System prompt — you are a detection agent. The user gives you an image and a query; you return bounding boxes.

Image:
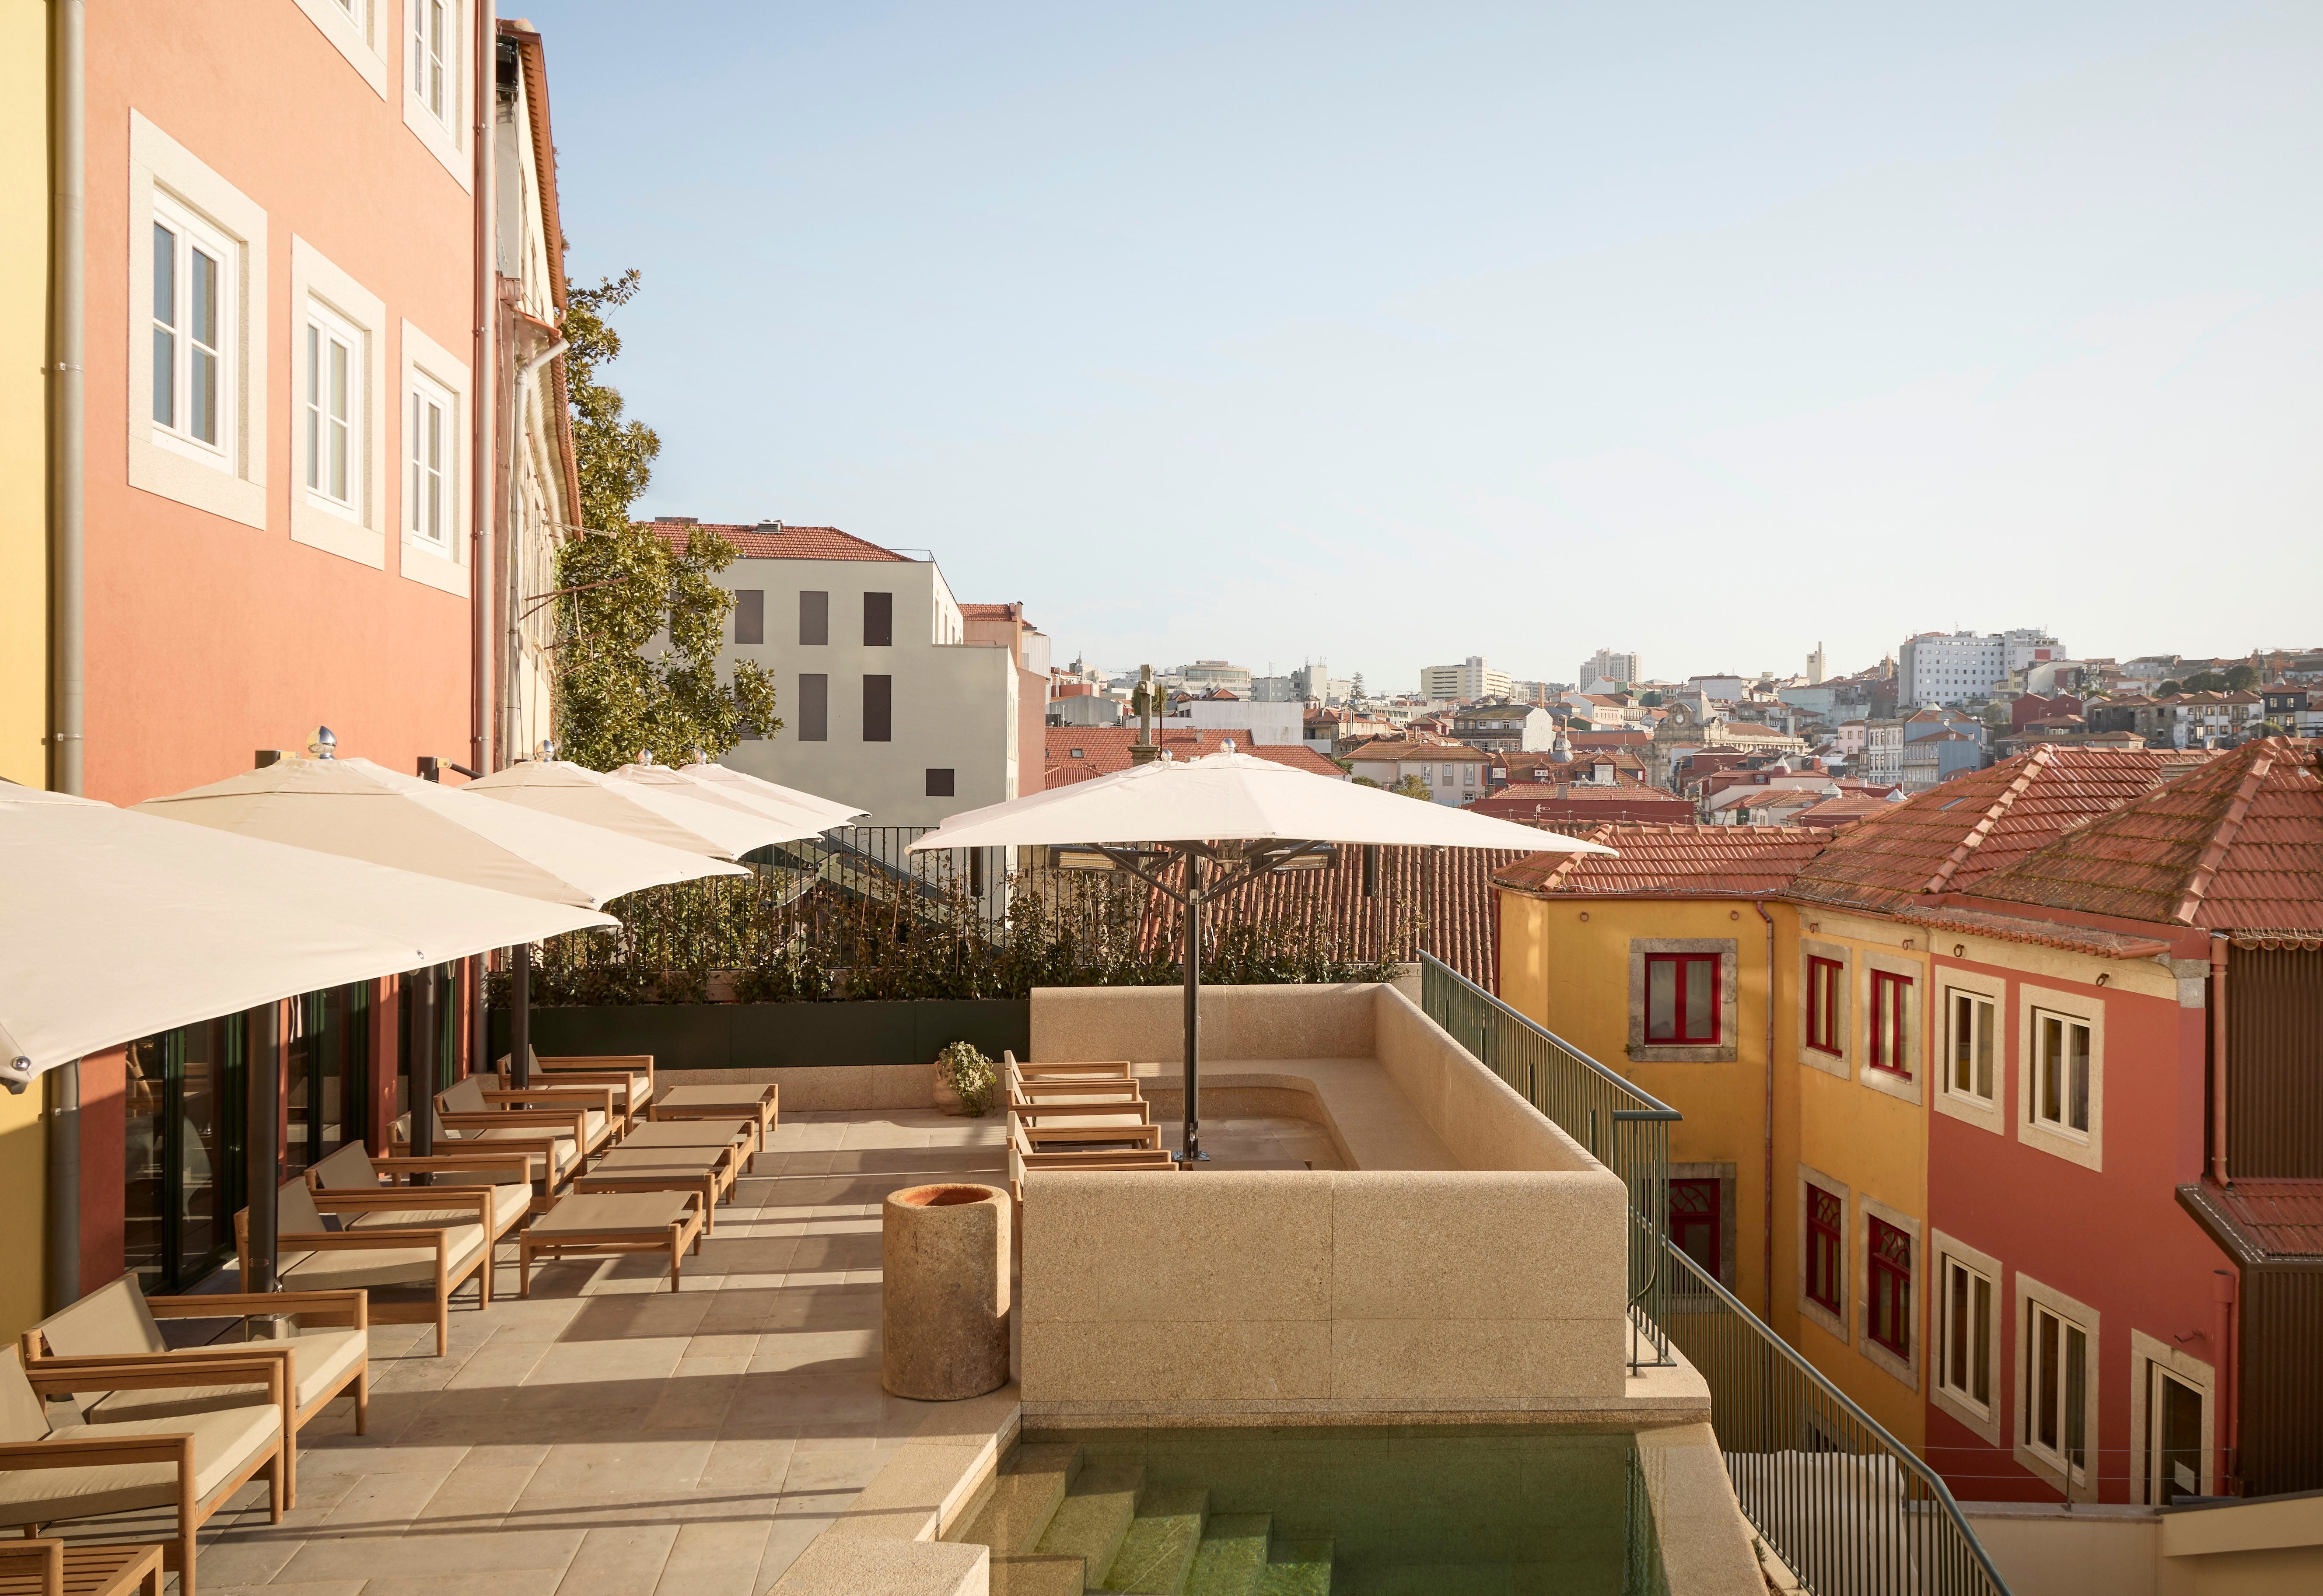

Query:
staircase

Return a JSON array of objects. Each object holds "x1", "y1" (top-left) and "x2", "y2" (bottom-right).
[{"x1": 958, "y1": 1442, "x2": 1335, "y2": 1594}]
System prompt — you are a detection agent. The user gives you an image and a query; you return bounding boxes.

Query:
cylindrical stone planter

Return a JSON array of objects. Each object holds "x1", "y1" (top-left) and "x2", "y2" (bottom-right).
[{"x1": 881, "y1": 1183, "x2": 1011, "y2": 1400}]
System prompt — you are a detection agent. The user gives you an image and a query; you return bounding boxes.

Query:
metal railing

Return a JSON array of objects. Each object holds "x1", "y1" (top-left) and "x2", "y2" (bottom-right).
[
  {"x1": 1419, "y1": 954, "x2": 2011, "y2": 1595},
  {"x1": 1661, "y1": 1242, "x2": 2010, "y2": 1596},
  {"x1": 1419, "y1": 954, "x2": 1682, "y2": 1369}
]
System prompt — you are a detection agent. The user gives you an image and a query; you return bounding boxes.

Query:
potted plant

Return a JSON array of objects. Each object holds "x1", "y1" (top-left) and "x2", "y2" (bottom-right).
[{"x1": 932, "y1": 1040, "x2": 997, "y2": 1117}]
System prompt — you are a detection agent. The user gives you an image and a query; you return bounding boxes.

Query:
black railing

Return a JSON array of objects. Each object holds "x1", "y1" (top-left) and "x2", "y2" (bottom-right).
[
  {"x1": 1419, "y1": 953, "x2": 1682, "y2": 1370},
  {"x1": 1420, "y1": 955, "x2": 2011, "y2": 1595}
]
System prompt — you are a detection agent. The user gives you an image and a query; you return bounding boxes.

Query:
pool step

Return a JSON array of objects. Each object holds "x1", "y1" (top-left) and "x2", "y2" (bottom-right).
[
  {"x1": 1100, "y1": 1483, "x2": 1210, "y2": 1593},
  {"x1": 991, "y1": 1554, "x2": 1099, "y2": 1596},
  {"x1": 1254, "y1": 1537, "x2": 1333, "y2": 1596},
  {"x1": 965, "y1": 1443, "x2": 1087, "y2": 1556},
  {"x1": 1184, "y1": 1514, "x2": 1272, "y2": 1595},
  {"x1": 1032, "y1": 1457, "x2": 1148, "y2": 1590}
]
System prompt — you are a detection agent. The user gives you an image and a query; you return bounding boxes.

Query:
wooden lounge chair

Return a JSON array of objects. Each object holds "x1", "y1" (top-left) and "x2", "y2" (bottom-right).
[
  {"x1": 392, "y1": 1108, "x2": 581, "y2": 1199},
  {"x1": 518, "y1": 1190, "x2": 705, "y2": 1296},
  {"x1": 0, "y1": 1345, "x2": 286, "y2": 1596},
  {"x1": 436, "y1": 1074, "x2": 616, "y2": 1162},
  {"x1": 505, "y1": 1051, "x2": 657, "y2": 1136},
  {"x1": 306, "y1": 1141, "x2": 534, "y2": 1249},
  {"x1": 1005, "y1": 1120, "x2": 1175, "y2": 1201},
  {"x1": 569, "y1": 1144, "x2": 734, "y2": 1235},
  {"x1": 1009, "y1": 1112, "x2": 1162, "y2": 1154},
  {"x1": 239, "y1": 1180, "x2": 490, "y2": 1357},
  {"x1": 22, "y1": 1275, "x2": 369, "y2": 1509},
  {"x1": 650, "y1": 1082, "x2": 780, "y2": 1171},
  {"x1": 1004, "y1": 1054, "x2": 1135, "y2": 1085},
  {"x1": 0, "y1": 1536, "x2": 164, "y2": 1596},
  {"x1": 615, "y1": 1119, "x2": 756, "y2": 1174}
]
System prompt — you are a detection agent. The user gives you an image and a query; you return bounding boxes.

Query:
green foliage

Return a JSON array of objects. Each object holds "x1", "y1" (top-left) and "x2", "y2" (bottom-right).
[
  {"x1": 934, "y1": 1041, "x2": 997, "y2": 1116},
  {"x1": 2181, "y1": 671, "x2": 2230, "y2": 693},
  {"x1": 1640, "y1": 691, "x2": 1663, "y2": 706},
  {"x1": 552, "y1": 270, "x2": 780, "y2": 769},
  {"x1": 1392, "y1": 775, "x2": 1432, "y2": 802},
  {"x1": 2224, "y1": 664, "x2": 2259, "y2": 692},
  {"x1": 2158, "y1": 681, "x2": 2183, "y2": 698}
]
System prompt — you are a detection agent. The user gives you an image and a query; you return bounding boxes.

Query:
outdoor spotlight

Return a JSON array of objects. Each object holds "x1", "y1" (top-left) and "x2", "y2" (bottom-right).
[
  {"x1": 1051, "y1": 846, "x2": 1120, "y2": 872},
  {"x1": 308, "y1": 725, "x2": 337, "y2": 759},
  {"x1": 2, "y1": 1056, "x2": 30, "y2": 1096}
]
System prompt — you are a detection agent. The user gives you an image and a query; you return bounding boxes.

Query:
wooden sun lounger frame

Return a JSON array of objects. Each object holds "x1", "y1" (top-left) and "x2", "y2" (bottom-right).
[
  {"x1": 568, "y1": 1145, "x2": 735, "y2": 1235},
  {"x1": 237, "y1": 1189, "x2": 490, "y2": 1357},
  {"x1": 528, "y1": 1054, "x2": 658, "y2": 1136},
  {"x1": 0, "y1": 1536, "x2": 165, "y2": 1596},
  {"x1": 518, "y1": 1191, "x2": 705, "y2": 1296},
  {"x1": 648, "y1": 1082, "x2": 780, "y2": 1172}
]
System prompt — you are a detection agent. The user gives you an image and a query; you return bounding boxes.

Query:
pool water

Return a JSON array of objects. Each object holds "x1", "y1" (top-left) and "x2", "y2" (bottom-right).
[{"x1": 1023, "y1": 1424, "x2": 1667, "y2": 1595}]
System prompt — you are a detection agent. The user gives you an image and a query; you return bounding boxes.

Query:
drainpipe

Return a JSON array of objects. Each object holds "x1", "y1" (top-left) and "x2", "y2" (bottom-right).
[
  {"x1": 2212, "y1": 1270, "x2": 2237, "y2": 1494},
  {"x1": 45, "y1": 0, "x2": 87, "y2": 1320},
  {"x1": 2209, "y1": 934, "x2": 2229, "y2": 1185},
  {"x1": 1755, "y1": 899, "x2": 1776, "y2": 1319},
  {"x1": 469, "y1": 0, "x2": 494, "y2": 775}
]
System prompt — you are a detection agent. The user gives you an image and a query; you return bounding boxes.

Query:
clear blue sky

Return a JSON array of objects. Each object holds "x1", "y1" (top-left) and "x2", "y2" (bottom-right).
[{"x1": 522, "y1": 1, "x2": 2321, "y2": 690}]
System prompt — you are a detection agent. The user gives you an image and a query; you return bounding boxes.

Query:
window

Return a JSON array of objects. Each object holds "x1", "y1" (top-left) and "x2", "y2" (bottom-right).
[
  {"x1": 1947, "y1": 989, "x2": 1996, "y2": 1104},
  {"x1": 1645, "y1": 953, "x2": 1719, "y2": 1045},
  {"x1": 863, "y1": 674, "x2": 892, "y2": 741},
  {"x1": 2148, "y1": 1365, "x2": 2206, "y2": 1506},
  {"x1": 150, "y1": 198, "x2": 231, "y2": 456},
  {"x1": 406, "y1": 369, "x2": 451, "y2": 543},
  {"x1": 1869, "y1": 969, "x2": 1913, "y2": 1076},
  {"x1": 1806, "y1": 1185, "x2": 1844, "y2": 1315},
  {"x1": 1670, "y1": 1178, "x2": 1720, "y2": 1283},
  {"x1": 2032, "y1": 1010, "x2": 2091, "y2": 1135},
  {"x1": 734, "y1": 589, "x2": 764, "y2": 645},
  {"x1": 1806, "y1": 956, "x2": 1842, "y2": 1054},
  {"x1": 926, "y1": 768, "x2": 955, "y2": 798},
  {"x1": 2028, "y1": 1301, "x2": 2090, "y2": 1481},
  {"x1": 800, "y1": 590, "x2": 828, "y2": 646},
  {"x1": 798, "y1": 674, "x2": 829, "y2": 741},
  {"x1": 864, "y1": 591, "x2": 893, "y2": 647},
  {"x1": 309, "y1": 306, "x2": 362, "y2": 511},
  {"x1": 411, "y1": 0, "x2": 452, "y2": 124},
  {"x1": 1941, "y1": 1255, "x2": 1995, "y2": 1413}
]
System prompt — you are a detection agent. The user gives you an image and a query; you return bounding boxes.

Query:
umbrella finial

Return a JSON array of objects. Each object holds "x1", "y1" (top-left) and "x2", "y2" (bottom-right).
[
  {"x1": 637, "y1": 748, "x2": 656, "y2": 766},
  {"x1": 1221, "y1": 738, "x2": 1236, "y2": 754},
  {"x1": 535, "y1": 739, "x2": 558, "y2": 762},
  {"x1": 688, "y1": 747, "x2": 708, "y2": 766},
  {"x1": 308, "y1": 725, "x2": 337, "y2": 759}
]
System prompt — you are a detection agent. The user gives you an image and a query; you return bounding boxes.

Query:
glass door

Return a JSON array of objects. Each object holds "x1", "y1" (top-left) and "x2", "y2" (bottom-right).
[
  {"x1": 124, "y1": 1015, "x2": 246, "y2": 1292},
  {"x1": 2152, "y1": 1367, "x2": 2207, "y2": 1505}
]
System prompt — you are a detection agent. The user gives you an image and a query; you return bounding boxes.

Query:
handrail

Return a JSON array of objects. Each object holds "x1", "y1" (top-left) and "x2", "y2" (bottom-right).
[{"x1": 1420, "y1": 953, "x2": 1680, "y2": 1116}]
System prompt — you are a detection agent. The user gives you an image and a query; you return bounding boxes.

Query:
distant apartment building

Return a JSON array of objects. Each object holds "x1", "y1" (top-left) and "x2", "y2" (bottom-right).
[
  {"x1": 2166, "y1": 692, "x2": 2264, "y2": 749},
  {"x1": 1861, "y1": 719, "x2": 1906, "y2": 783},
  {"x1": 1579, "y1": 648, "x2": 1639, "y2": 690},
  {"x1": 1180, "y1": 659, "x2": 1252, "y2": 695},
  {"x1": 1162, "y1": 690, "x2": 1302, "y2": 746},
  {"x1": 1687, "y1": 674, "x2": 1749, "y2": 703},
  {"x1": 1450, "y1": 700, "x2": 1558, "y2": 753},
  {"x1": 1899, "y1": 628, "x2": 2064, "y2": 707},
  {"x1": 658, "y1": 519, "x2": 1045, "y2": 826},
  {"x1": 1420, "y1": 656, "x2": 1511, "y2": 702},
  {"x1": 1346, "y1": 739, "x2": 1490, "y2": 805},
  {"x1": 1806, "y1": 642, "x2": 1826, "y2": 684}
]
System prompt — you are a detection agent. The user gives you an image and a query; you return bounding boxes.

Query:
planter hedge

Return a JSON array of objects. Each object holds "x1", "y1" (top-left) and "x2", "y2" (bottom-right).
[{"x1": 488, "y1": 998, "x2": 1030, "y2": 1073}]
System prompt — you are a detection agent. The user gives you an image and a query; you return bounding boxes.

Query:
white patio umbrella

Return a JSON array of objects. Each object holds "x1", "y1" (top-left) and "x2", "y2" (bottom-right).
[
  {"x1": 611, "y1": 760, "x2": 853, "y2": 840},
  {"x1": 668, "y1": 760, "x2": 867, "y2": 829},
  {"x1": 135, "y1": 754, "x2": 750, "y2": 1094},
  {"x1": 908, "y1": 744, "x2": 1615, "y2": 1161},
  {"x1": 465, "y1": 758, "x2": 823, "y2": 859}
]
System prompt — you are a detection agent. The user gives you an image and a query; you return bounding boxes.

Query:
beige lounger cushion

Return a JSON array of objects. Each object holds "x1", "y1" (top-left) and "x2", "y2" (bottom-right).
[
  {"x1": 533, "y1": 1192, "x2": 693, "y2": 1236},
  {"x1": 443, "y1": 1077, "x2": 608, "y2": 1145},
  {"x1": 86, "y1": 1329, "x2": 367, "y2": 1422},
  {"x1": 34, "y1": 1276, "x2": 169, "y2": 1360},
  {"x1": 276, "y1": 1180, "x2": 486, "y2": 1288},
  {"x1": 349, "y1": 1181, "x2": 529, "y2": 1234},
  {"x1": 0, "y1": 1350, "x2": 278, "y2": 1526}
]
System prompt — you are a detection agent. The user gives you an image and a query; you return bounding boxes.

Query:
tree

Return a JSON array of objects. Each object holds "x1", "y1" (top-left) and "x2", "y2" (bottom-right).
[
  {"x1": 1640, "y1": 690, "x2": 1663, "y2": 706},
  {"x1": 2181, "y1": 671, "x2": 2229, "y2": 693},
  {"x1": 2157, "y1": 681, "x2": 2183, "y2": 698},
  {"x1": 551, "y1": 271, "x2": 780, "y2": 769},
  {"x1": 2224, "y1": 663, "x2": 2259, "y2": 692},
  {"x1": 1391, "y1": 775, "x2": 1432, "y2": 802}
]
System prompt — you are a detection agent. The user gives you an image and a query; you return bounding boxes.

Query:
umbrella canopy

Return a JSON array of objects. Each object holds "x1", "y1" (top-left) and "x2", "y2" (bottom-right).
[
  {"x1": 134, "y1": 756, "x2": 749, "y2": 908},
  {"x1": 907, "y1": 746, "x2": 1617, "y2": 854},
  {"x1": 669, "y1": 761, "x2": 866, "y2": 829},
  {"x1": 465, "y1": 759, "x2": 822, "y2": 858},
  {"x1": 0, "y1": 784, "x2": 615, "y2": 1087},
  {"x1": 611, "y1": 761, "x2": 851, "y2": 839}
]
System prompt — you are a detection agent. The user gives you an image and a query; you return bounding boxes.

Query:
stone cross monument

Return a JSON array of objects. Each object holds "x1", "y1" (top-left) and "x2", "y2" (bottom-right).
[{"x1": 1129, "y1": 664, "x2": 1161, "y2": 765}]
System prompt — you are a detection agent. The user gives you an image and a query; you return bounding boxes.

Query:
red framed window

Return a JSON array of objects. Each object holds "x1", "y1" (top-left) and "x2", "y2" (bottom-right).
[
  {"x1": 1645, "y1": 953, "x2": 1721, "y2": 1045},
  {"x1": 1670, "y1": 1178, "x2": 1721, "y2": 1282},
  {"x1": 1868, "y1": 1217, "x2": 1912, "y2": 1358},
  {"x1": 1868, "y1": 970, "x2": 1913, "y2": 1076},
  {"x1": 1806, "y1": 1185, "x2": 1844, "y2": 1314},
  {"x1": 1806, "y1": 956, "x2": 1843, "y2": 1054}
]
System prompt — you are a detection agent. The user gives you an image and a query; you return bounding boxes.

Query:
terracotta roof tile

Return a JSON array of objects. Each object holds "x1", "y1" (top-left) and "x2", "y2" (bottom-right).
[
  {"x1": 643, "y1": 520, "x2": 910, "y2": 563},
  {"x1": 1496, "y1": 823, "x2": 1832, "y2": 896},
  {"x1": 1347, "y1": 740, "x2": 1490, "y2": 763},
  {"x1": 1789, "y1": 746, "x2": 2196, "y2": 911},
  {"x1": 959, "y1": 602, "x2": 1023, "y2": 620},
  {"x1": 1042, "y1": 728, "x2": 1344, "y2": 784},
  {"x1": 2180, "y1": 1179, "x2": 2323, "y2": 1263},
  {"x1": 1973, "y1": 738, "x2": 2323, "y2": 930}
]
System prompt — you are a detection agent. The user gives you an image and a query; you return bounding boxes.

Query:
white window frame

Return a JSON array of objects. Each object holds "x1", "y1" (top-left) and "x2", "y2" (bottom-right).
[
  {"x1": 147, "y1": 193, "x2": 235, "y2": 468},
  {"x1": 397, "y1": 320, "x2": 472, "y2": 596},
  {"x1": 287, "y1": 238, "x2": 385, "y2": 567},
  {"x1": 2029, "y1": 1008, "x2": 2092, "y2": 1137},
  {"x1": 2018, "y1": 1284, "x2": 2098, "y2": 1498},
  {"x1": 2129, "y1": 1330, "x2": 2215, "y2": 1507},
  {"x1": 1932, "y1": 1235, "x2": 2002, "y2": 1444},
  {"x1": 302, "y1": 299, "x2": 362, "y2": 520},
  {"x1": 290, "y1": 0, "x2": 388, "y2": 96},
  {"x1": 401, "y1": 0, "x2": 473, "y2": 189},
  {"x1": 406, "y1": 368, "x2": 455, "y2": 552},
  {"x1": 128, "y1": 114, "x2": 267, "y2": 528},
  {"x1": 2017, "y1": 984, "x2": 2105, "y2": 1172},
  {"x1": 1935, "y1": 969, "x2": 2007, "y2": 1136}
]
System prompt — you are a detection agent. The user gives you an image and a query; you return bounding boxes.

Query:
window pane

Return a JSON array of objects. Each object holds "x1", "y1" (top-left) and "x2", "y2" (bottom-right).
[
  {"x1": 2065, "y1": 1326, "x2": 2087, "y2": 1470},
  {"x1": 1975, "y1": 1001, "x2": 1994, "y2": 1099},
  {"x1": 2038, "y1": 1312, "x2": 2060, "y2": 1450},
  {"x1": 123, "y1": 1036, "x2": 166, "y2": 1290},
  {"x1": 2041, "y1": 1017, "x2": 2063, "y2": 1121},
  {"x1": 152, "y1": 224, "x2": 175, "y2": 325},
  {"x1": 309, "y1": 327, "x2": 323, "y2": 489},
  {"x1": 1973, "y1": 1276, "x2": 1992, "y2": 1404},
  {"x1": 409, "y1": 392, "x2": 421, "y2": 528},
  {"x1": 864, "y1": 591, "x2": 894, "y2": 647},
  {"x1": 153, "y1": 327, "x2": 176, "y2": 427},
  {"x1": 863, "y1": 673, "x2": 893, "y2": 741},
  {"x1": 1684, "y1": 957, "x2": 1714, "y2": 1042},
  {"x1": 1948, "y1": 1266, "x2": 1968, "y2": 1389},
  {"x1": 1646, "y1": 958, "x2": 1675, "y2": 1040},
  {"x1": 190, "y1": 346, "x2": 217, "y2": 445},
  {"x1": 2069, "y1": 1022, "x2": 2090, "y2": 1132},
  {"x1": 798, "y1": 673, "x2": 828, "y2": 741},
  {"x1": 177, "y1": 1021, "x2": 228, "y2": 1271},
  {"x1": 189, "y1": 248, "x2": 217, "y2": 348},
  {"x1": 800, "y1": 590, "x2": 829, "y2": 645}
]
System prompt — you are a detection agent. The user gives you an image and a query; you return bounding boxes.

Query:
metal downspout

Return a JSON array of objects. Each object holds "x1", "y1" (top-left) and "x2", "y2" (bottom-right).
[
  {"x1": 45, "y1": 0, "x2": 87, "y2": 1316},
  {"x1": 470, "y1": 0, "x2": 494, "y2": 776},
  {"x1": 1756, "y1": 899, "x2": 1775, "y2": 1319},
  {"x1": 2209, "y1": 934, "x2": 2229, "y2": 1185}
]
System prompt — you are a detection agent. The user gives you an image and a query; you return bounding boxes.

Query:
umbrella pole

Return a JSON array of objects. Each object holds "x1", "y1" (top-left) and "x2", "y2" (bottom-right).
[
  {"x1": 512, "y1": 942, "x2": 532, "y2": 1088},
  {"x1": 245, "y1": 1001, "x2": 279, "y2": 1294},
  {"x1": 1182, "y1": 850, "x2": 1205, "y2": 1163},
  {"x1": 411, "y1": 972, "x2": 436, "y2": 1160}
]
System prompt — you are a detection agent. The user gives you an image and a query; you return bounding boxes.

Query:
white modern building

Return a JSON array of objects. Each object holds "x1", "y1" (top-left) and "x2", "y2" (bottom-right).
[
  {"x1": 652, "y1": 518, "x2": 1047, "y2": 827},
  {"x1": 1579, "y1": 649, "x2": 1640, "y2": 690},
  {"x1": 1420, "y1": 656, "x2": 1512, "y2": 702},
  {"x1": 1180, "y1": 659, "x2": 1252, "y2": 695},
  {"x1": 1162, "y1": 693, "x2": 1303, "y2": 746},
  {"x1": 1898, "y1": 628, "x2": 2064, "y2": 706}
]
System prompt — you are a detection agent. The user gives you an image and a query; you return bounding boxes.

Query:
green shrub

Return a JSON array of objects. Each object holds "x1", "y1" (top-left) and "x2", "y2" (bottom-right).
[{"x1": 934, "y1": 1040, "x2": 997, "y2": 1116}]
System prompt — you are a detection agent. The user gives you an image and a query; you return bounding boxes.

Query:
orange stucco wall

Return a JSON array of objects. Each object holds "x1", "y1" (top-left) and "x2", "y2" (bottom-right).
[{"x1": 82, "y1": 1, "x2": 476, "y2": 805}]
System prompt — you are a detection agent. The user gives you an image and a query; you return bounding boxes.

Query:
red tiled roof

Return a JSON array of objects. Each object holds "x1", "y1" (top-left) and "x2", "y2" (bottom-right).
[
  {"x1": 2180, "y1": 1179, "x2": 2323, "y2": 1263},
  {"x1": 1347, "y1": 740, "x2": 1489, "y2": 764},
  {"x1": 1880, "y1": 904, "x2": 2172, "y2": 959},
  {"x1": 1972, "y1": 738, "x2": 2323, "y2": 931},
  {"x1": 959, "y1": 602, "x2": 1022, "y2": 620},
  {"x1": 1042, "y1": 728, "x2": 1344, "y2": 784},
  {"x1": 1788, "y1": 746, "x2": 2195, "y2": 911},
  {"x1": 1496, "y1": 823, "x2": 1832, "y2": 896},
  {"x1": 1469, "y1": 791, "x2": 1695, "y2": 826},
  {"x1": 1569, "y1": 730, "x2": 1649, "y2": 748},
  {"x1": 1792, "y1": 794, "x2": 1896, "y2": 830},
  {"x1": 643, "y1": 520, "x2": 909, "y2": 563}
]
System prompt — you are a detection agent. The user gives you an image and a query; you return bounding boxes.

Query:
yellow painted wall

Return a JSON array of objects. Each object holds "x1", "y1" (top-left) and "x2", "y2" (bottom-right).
[
  {"x1": 0, "y1": 0, "x2": 48, "y2": 1343},
  {"x1": 1499, "y1": 888, "x2": 1931, "y2": 1448}
]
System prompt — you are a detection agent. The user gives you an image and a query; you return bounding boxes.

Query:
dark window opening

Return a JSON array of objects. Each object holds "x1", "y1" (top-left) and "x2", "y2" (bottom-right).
[
  {"x1": 1868, "y1": 1217, "x2": 1911, "y2": 1357},
  {"x1": 799, "y1": 590, "x2": 829, "y2": 646},
  {"x1": 864, "y1": 674, "x2": 892, "y2": 741},
  {"x1": 1806, "y1": 1185, "x2": 1844, "y2": 1315},
  {"x1": 799, "y1": 674, "x2": 828, "y2": 741},
  {"x1": 1670, "y1": 1177, "x2": 1721, "y2": 1283},
  {"x1": 864, "y1": 591, "x2": 893, "y2": 647},
  {"x1": 925, "y1": 767, "x2": 954, "y2": 797},
  {"x1": 733, "y1": 588, "x2": 764, "y2": 645}
]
